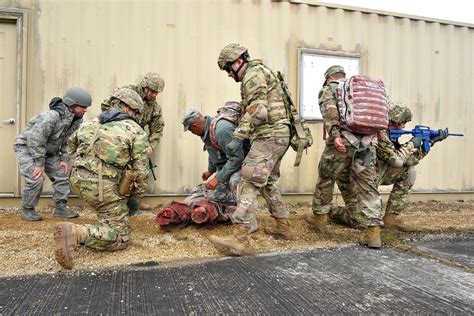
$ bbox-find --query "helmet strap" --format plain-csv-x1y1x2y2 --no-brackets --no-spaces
231,59,246,82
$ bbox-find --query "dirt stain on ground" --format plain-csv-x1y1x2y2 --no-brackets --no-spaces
0,200,472,277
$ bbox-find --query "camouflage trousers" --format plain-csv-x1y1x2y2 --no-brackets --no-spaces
207,171,241,205
379,164,416,215
312,139,382,227
69,168,130,251
329,163,417,227
14,144,70,209
230,136,290,232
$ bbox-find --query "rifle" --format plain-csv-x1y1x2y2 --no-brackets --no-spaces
389,125,463,153
149,159,157,181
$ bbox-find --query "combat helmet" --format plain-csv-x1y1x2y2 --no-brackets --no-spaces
112,88,144,114
388,101,412,124
138,72,165,93
217,44,248,70
324,65,345,79
63,87,92,107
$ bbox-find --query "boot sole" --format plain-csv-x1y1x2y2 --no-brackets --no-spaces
53,223,75,270
383,224,417,233
263,228,295,241
53,213,79,219
20,214,43,221
208,236,245,256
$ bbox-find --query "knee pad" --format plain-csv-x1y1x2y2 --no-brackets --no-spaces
408,167,417,186
241,163,268,188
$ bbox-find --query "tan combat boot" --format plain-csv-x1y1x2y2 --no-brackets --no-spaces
360,226,381,249
383,213,416,232
53,222,88,270
208,225,248,256
304,213,329,233
264,218,295,240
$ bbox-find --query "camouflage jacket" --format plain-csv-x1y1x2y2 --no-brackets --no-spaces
67,109,149,197
14,98,82,167
235,60,290,141
318,82,342,141
101,84,164,151
377,129,427,167
202,116,244,183
319,81,376,147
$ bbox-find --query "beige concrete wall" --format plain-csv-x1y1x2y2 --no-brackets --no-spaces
1,0,472,197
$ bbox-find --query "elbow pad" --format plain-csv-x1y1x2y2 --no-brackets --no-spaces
244,103,268,125
388,158,404,168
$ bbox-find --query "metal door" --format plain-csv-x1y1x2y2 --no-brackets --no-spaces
0,20,18,195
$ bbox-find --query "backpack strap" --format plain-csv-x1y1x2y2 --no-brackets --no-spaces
209,117,221,150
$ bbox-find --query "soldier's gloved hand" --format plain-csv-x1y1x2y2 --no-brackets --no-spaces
431,129,448,144
127,198,140,216
227,138,242,154
410,137,423,148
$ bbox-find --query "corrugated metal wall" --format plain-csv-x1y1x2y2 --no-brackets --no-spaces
3,0,473,195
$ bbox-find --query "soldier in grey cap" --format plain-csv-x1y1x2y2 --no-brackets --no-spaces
182,106,244,205
14,87,92,221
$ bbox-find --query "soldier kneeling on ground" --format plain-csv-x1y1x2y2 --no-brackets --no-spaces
329,101,448,232
53,88,149,270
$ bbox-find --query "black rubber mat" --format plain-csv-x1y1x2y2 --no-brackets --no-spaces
412,235,474,268
1,245,473,314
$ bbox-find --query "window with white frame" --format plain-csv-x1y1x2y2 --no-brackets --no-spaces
299,50,361,120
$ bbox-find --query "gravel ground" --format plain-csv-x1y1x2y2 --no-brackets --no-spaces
0,200,473,277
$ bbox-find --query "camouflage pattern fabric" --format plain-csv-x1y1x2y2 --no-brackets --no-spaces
14,99,81,166
377,129,426,215
376,130,424,167
217,44,248,69
313,84,382,227
230,136,290,232
234,60,291,141
312,137,382,227
328,129,427,226
14,145,70,208
379,165,417,215
101,84,164,151
14,99,81,208
319,83,342,139
388,101,412,124
69,168,129,250
67,110,149,251
138,72,165,93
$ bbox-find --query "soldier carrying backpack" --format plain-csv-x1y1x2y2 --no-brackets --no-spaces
305,65,388,249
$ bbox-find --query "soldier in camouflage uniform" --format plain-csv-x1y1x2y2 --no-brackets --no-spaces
305,65,383,248
14,87,92,221
328,101,448,231
101,72,165,211
53,88,149,270
208,44,293,255
182,106,244,205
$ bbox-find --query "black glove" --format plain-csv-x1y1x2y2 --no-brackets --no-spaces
431,129,448,144
128,198,140,216
410,137,423,148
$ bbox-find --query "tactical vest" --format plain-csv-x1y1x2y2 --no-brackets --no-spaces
241,63,291,127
